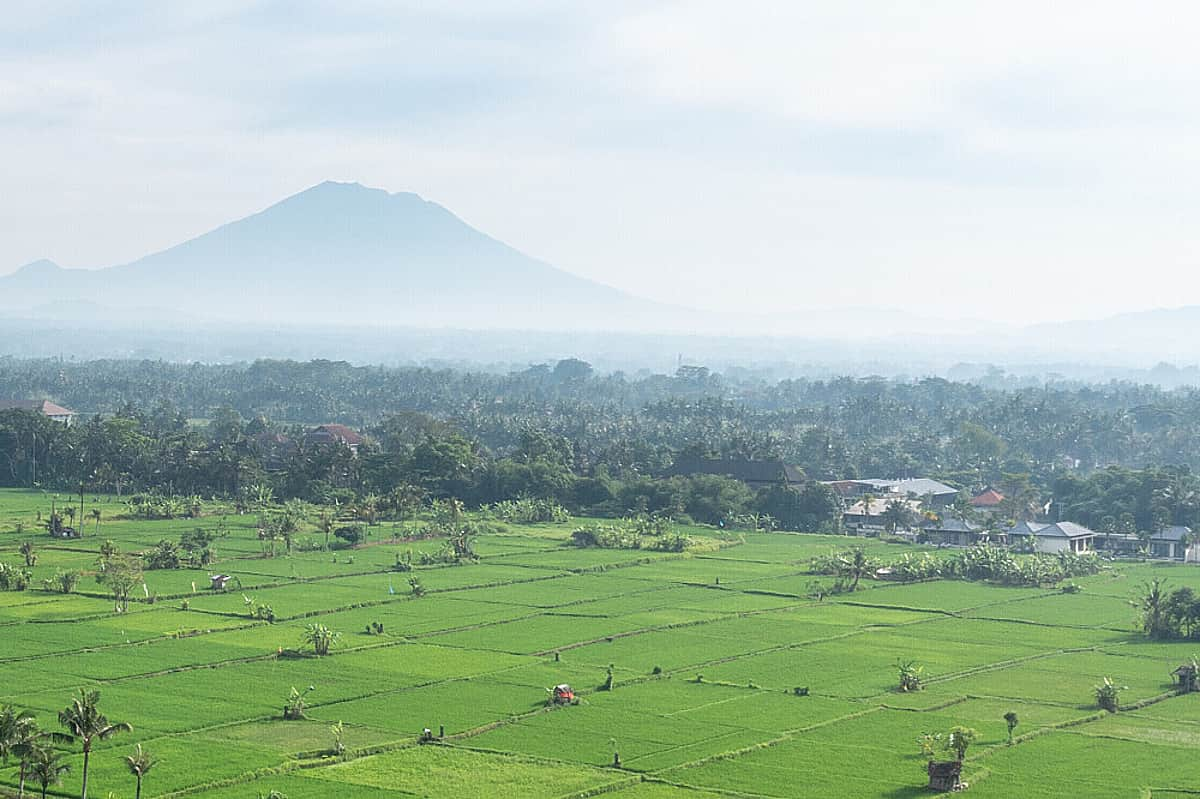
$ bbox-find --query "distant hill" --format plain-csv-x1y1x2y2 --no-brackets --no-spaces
0,182,681,330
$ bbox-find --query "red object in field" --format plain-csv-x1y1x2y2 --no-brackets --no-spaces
553,684,574,703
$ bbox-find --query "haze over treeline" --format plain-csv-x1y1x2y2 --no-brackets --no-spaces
6,181,1200,369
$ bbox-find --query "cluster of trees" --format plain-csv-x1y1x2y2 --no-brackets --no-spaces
0,690,144,799
8,358,1200,534
1137,578,1200,640
814,545,1104,591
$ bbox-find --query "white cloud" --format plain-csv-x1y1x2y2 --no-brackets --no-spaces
2,1,1200,323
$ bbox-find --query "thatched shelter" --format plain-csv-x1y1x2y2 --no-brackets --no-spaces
1173,663,1198,693
927,760,963,792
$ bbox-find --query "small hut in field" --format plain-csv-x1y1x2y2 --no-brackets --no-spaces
1173,663,1198,693
927,760,963,792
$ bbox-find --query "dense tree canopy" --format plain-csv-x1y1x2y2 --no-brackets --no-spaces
3,357,1200,532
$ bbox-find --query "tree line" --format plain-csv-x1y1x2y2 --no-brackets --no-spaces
6,357,1200,532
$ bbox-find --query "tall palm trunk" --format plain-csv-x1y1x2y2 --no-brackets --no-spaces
80,747,90,799
135,774,142,799
19,762,26,798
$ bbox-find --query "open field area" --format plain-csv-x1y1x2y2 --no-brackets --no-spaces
1,489,1199,798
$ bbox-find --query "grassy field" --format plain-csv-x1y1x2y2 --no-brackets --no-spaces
0,488,1198,797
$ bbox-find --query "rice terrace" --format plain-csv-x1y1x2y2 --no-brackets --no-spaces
1,489,1198,798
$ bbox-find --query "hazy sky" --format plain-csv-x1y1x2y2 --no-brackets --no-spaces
3,2,1199,321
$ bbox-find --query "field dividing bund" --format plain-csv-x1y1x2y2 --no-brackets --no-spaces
1,492,1199,796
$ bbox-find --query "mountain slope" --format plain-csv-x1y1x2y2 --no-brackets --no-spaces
0,182,676,330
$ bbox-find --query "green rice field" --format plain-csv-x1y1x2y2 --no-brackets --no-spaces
1,488,1199,797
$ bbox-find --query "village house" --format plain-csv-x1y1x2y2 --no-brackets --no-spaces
922,516,990,547
1007,521,1096,553
304,424,365,455
1149,526,1197,562
969,487,1005,509
0,399,76,425
665,457,805,491
842,496,923,534
825,477,959,507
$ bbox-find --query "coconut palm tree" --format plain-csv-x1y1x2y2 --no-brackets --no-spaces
27,745,70,799
124,743,155,799
836,548,876,591
10,719,71,799
58,689,132,799
1,705,37,796
0,704,36,763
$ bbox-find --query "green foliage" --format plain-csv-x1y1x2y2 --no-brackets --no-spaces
301,624,341,656
283,686,314,720
1004,711,1019,743
45,569,82,594
570,516,691,552
145,538,182,570
329,720,346,757
897,660,924,692
491,498,570,523
0,561,32,591
946,726,977,760
916,731,942,757
332,525,364,547
95,554,144,612
1095,677,1125,712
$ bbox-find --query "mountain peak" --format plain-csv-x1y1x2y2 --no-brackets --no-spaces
16,258,62,274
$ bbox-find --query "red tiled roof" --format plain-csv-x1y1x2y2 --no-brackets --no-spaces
307,424,365,446
970,488,1005,507
0,399,75,416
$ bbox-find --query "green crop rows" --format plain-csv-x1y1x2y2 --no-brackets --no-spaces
0,488,1198,797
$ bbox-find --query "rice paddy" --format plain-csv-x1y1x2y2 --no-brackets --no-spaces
1,488,1198,797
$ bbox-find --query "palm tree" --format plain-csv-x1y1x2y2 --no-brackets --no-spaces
1137,578,1171,639
28,746,70,799
0,705,36,795
125,743,155,799
58,689,132,799
90,508,102,535
836,548,876,591
10,719,71,799
0,703,36,761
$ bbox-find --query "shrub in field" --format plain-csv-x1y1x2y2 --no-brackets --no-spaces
283,686,315,720
0,562,32,591
19,541,36,567
1095,677,1125,712
330,720,346,757
180,527,219,567
897,660,925,692
890,553,941,582
570,518,689,552
333,525,365,548
946,726,976,760
45,570,81,594
939,545,1104,587
145,539,182,570
409,578,425,597
492,498,570,524
242,595,276,622
302,625,341,656
917,732,942,757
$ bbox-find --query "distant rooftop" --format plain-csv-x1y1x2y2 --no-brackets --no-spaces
0,399,75,417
